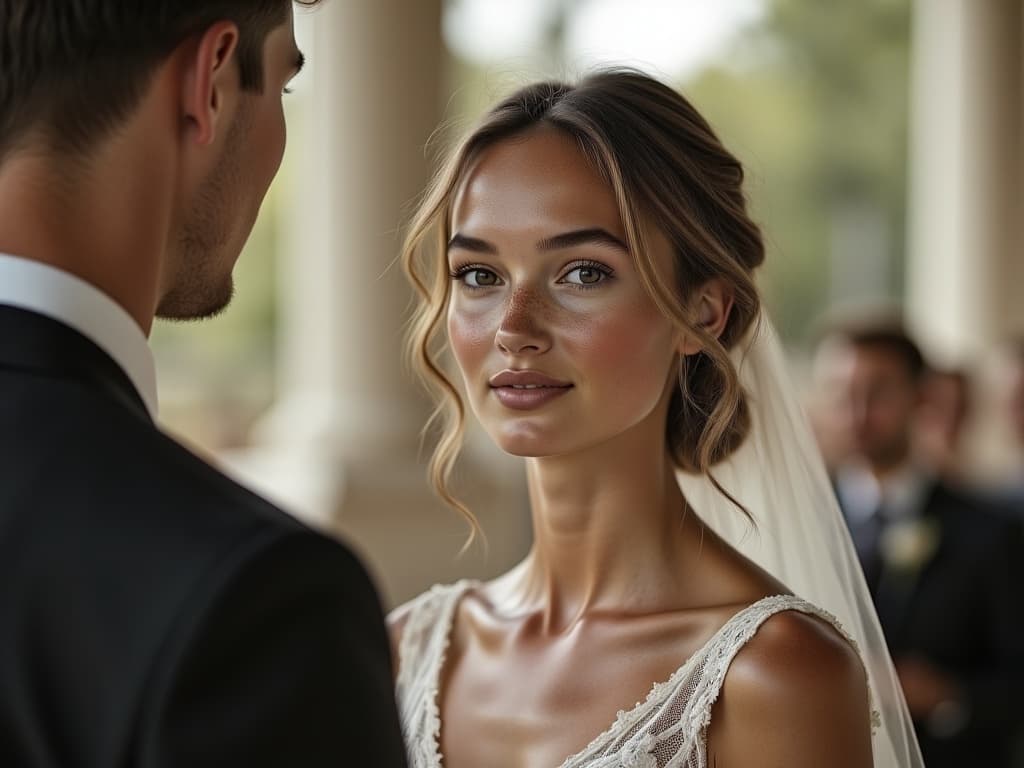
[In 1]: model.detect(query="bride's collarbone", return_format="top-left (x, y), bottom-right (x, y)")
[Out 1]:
top-left (437, 598), bottom-right (746, 768)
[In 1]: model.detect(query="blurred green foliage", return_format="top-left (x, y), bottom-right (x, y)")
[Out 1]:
top-left (685, 0), bottom-right (911, 344)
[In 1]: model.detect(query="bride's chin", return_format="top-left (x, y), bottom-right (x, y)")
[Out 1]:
top-left (500, 445), bottom-right (547, 458)
top-left (490, 428), bottom-right (563, 459)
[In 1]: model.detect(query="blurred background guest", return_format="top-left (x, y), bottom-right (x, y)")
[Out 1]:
top-left (813, 320), bottom-right (1024, 768)
top-left (915, 367), bottom-right (973, 483)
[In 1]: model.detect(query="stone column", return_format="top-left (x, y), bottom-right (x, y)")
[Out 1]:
top-left (905, 0), bottom-right (1023, 478)
top-left (276, 0), bottom-right (444, 462)
top-left (906, 0), bottom-right (1023, 364)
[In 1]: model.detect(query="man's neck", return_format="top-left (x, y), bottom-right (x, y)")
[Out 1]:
top-left (0, 142), bottom-right (172, 336)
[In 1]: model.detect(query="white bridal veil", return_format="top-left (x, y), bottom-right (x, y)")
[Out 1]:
top-left (675, 315), bottom-right (925, 768)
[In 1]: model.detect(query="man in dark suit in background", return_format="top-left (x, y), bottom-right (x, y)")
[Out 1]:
top-left (815, 322), bottom-right (1024, 768)
top-left (0, 2), bottom-right (407, 766)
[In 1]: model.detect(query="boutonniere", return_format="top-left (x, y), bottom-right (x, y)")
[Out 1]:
top-left (880, 518), bottom-right (941, 574)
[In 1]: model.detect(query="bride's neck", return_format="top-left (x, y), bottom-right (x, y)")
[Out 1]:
top-left (507, 436), bottom-right (693, 634)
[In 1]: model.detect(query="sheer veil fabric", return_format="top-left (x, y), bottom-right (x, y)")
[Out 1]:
top-left (675, 315), bottom-right (924, 767)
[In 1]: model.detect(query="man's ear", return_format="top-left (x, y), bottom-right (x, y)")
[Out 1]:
top-left (179, 22), bottom-right (241, 147)
top-left (678, 278), bottom-right (735, 356)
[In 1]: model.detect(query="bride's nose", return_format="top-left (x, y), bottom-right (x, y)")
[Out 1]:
top-left (495, 287), bottom-right (552, 355)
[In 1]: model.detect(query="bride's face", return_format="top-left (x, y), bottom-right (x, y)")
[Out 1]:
top-left (446, 126), bottom-right (681, 458)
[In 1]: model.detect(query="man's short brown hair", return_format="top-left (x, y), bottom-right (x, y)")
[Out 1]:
top-left (831, 322), bottom-right (928, 383)
top-left (0, 1), bottom-right (319, 159)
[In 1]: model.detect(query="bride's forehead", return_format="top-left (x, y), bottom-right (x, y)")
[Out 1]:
top-left (451, 131), bottom-right (622, 233)
top-left (465, 127), bottom-right (607, 188)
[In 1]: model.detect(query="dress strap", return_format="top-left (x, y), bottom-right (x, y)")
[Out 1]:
top-left (555, 594), bottom-right (864, 768)
top-left (394, 580), bottom-right (475, 700)
top-left (683, 595), bottom-right (862, 739)
top-left (393, 580), bottom-right (477, 768)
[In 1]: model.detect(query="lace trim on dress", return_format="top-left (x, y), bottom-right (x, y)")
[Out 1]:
top-left (394, 580), bottom-right (477, 768)
top-left (393, 585), bottom-right (874, 768)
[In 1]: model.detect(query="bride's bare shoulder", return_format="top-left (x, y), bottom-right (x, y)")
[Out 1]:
top-left (708, 608), bottom-right (873, 767)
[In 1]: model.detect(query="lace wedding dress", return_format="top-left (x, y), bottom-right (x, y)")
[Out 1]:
top-left (394, 580), bottom-right (868, 768)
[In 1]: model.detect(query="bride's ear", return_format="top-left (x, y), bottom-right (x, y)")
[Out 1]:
top-left (678, 278), bottom-right (734, 356)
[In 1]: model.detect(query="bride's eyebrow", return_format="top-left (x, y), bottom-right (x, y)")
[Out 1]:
top-left (447, 234), bottom-right (496, 254)
top-left (537, 228), bottom-right (628, 253)
top-left (447, 228), bottom-right (628, 255)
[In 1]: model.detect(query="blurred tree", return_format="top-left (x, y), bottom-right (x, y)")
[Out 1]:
top-left (686, 0), bottom-right (911, 344)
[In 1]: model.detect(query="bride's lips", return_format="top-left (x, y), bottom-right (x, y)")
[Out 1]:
top-left (488, 370), bottom-right (573, 411)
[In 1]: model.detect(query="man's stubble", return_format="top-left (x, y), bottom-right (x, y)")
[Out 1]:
top-left (157, 105), bottom-right (254, 322)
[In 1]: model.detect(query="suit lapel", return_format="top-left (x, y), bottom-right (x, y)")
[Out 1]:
top-left (0, 304), bottom-right (153, 423)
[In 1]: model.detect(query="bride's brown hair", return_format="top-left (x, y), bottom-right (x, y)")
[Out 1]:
top-left (403, 69), bottom-right (765, 538)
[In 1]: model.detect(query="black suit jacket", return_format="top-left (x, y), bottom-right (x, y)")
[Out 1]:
top-left (843, 478), bottom-right (1024, 768)
top-left (0, 305), bottom-right (408, 767)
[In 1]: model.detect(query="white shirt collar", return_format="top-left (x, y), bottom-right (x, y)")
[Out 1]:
top-left (0, 253), bottom-right (158, 418)
top-left (837, 462), bottom-right (932, 524)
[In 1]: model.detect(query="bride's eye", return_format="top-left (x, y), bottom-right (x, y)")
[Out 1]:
top-left (451, 266), bottom-right (502, 289)
top-left (559, 262), bottom-right (614, 287)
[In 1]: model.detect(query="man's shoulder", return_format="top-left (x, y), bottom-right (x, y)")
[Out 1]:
top-left (0, 375), bottom-right (379, 741)
top-left (0, 371), bottom-right (337, 596)
top-left (92, 409), bottom-right (330, 576)
top-left (6, 371), bottom-right (299, 530)
top-left (927, 481), bottom-right (1023, 557)
top-left (135, 420), bottom-right (303, 534)
top-left (930, 481), bottom-right (1017, 527)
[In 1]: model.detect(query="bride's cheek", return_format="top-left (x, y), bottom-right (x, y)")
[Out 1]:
top-left (448, 309), bottom-right (494, 372)
top-left (568, 315), bottom-right (675, 408)
top-left (572, 308), bottom-right (669, 369)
